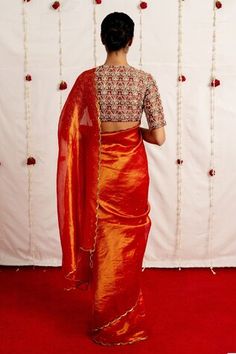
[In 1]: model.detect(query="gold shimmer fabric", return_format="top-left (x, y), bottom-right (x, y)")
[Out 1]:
top-left (57, 68), bottom-right (152, 345)
top-left (90, 126), bottom-right (151, 345)
top-left (57, 68), bottom-right (100, 289)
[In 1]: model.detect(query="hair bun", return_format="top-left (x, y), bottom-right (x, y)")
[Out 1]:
top-left (101, 12), bottom-right (134, 52)
top-left (107, 28), bottom-right (127, 50)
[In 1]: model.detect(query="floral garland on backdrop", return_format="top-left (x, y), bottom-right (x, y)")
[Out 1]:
top-left (208, 0), bottom-right (222, 274)
top-left (51, 1), bottom-right (67, 111)
top-left (175, 0), bottom-right (222, 274)
top-left (139, 2), bottom-right (148, 67)
top-left (22, 0), bottom-right (36, 262)
top-left (175, 0), bottom-right (184, 270)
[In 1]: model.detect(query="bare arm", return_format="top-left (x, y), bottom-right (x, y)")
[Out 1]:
top-left (142, 73), bottom-right (166, 145)
top-left (140, 126), bottom-right (166, 145)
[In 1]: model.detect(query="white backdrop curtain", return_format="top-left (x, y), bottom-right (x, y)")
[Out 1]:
top-left (0, 0), bottom-right (236, 268)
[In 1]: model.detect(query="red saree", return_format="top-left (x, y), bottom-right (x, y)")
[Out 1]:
top-left (56, 68), bottom-right (151, 345)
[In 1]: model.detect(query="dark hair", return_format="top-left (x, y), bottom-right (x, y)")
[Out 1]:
top-left (101, 12), bottom-right (134, 52)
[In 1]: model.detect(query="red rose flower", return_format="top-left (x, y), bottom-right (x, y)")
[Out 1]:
top-left (211, 79), bottom-right (220, 87)
top-left (59, 81), bottom-right (67, 90)
top-left (215, 1), bottom-right (222, 9)
top-left (95, 0), bottom-right (102, 4)
top-left (52, 1), bottom-right (60, 10)
top-left (27, 157), bottom-right (36, 165)
top-left (25, 74), bottom-right (32, 81)
top-left (140, 2), bottom-right (147, 9)
top-left (176, 159), bottom-right (183, 165)
top-left (178, 75), bottom-right (186, 82)
top-left (209, 169), bottom-right (216, 176)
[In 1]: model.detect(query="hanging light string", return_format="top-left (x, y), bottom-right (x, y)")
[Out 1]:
top-left (22, 1), bottom-right (34, 260)
top-left (208, 1), bottom-right (218, 275)
top-left (93, 1), bottom-right (98, 67)
top-left (174, 0), bottom-right (185, 270)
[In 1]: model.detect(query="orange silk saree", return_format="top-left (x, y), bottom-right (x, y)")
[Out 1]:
top-left (56, 68), bottom-right (151, 346)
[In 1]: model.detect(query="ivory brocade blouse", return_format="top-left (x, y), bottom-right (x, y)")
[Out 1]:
top-left (95, 64), bottom-right (167, 130)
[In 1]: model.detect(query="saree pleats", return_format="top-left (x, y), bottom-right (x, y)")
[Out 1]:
top-left (90, 126), bottom-right (151, 345)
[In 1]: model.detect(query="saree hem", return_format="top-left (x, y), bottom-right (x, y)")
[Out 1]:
top-left (91, 335), bottom-right (148, 346)
top-left (91, 291), bottom-right (140, 332)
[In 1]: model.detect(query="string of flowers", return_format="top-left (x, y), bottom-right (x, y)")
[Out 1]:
top-left (22, 0), bottom-right (35, 261)
top-left (207, 0), bottom-right (222, 275)
top-left (139, 1), bottom-right (147, 271)
top-left (139, 2), bottom-right (147, 68)
top-left (93, 0), bottom-right (100, 66)
top-left (52, 1), bottom-right (67, 109)
top-left (175, 0), bottom-right (186, 270)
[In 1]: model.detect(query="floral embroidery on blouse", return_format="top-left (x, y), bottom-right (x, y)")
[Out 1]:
top-left (95, 64), bottom-right (166, 130)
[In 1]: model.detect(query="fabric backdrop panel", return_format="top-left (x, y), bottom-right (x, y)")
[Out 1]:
top-left (0, 0), bottom-right (236, 267)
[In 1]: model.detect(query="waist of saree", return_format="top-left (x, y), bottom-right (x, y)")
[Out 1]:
top-left (98, 124), bottom-right (150, 222)
top-left (100, 125), bottom-right (141, 145)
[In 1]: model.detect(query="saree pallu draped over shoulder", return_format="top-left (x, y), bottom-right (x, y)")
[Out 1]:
top-left (56, 68), bottom-right (151, 346)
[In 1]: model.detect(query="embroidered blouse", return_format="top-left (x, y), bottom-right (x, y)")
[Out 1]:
top-left (95, 64), bottom-right (166, 130)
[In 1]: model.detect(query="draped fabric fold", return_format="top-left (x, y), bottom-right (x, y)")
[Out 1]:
top-left (56, 68), bottom-right (100, 290)
top-left (90, 126), bottom-right (151, 345)
top-left (56, 68), bottom-right (151, 345)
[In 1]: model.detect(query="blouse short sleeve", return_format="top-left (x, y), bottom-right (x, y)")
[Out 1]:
top-left (143, 73), bottom-right (167, 130)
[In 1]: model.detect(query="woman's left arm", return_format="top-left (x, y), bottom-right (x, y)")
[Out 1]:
top-left (140, 126), bottom-right (166, 145)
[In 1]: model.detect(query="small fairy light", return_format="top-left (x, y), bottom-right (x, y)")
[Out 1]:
top-left (95, 0), bottom-right (102, 4)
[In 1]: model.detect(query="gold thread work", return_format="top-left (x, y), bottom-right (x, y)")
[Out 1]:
top-left (92, 290), bottom-right (141, 332)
